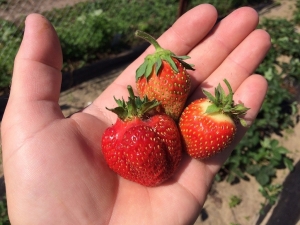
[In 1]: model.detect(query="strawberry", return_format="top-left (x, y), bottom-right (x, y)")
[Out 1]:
top-left (101, 86), bottom-right (182, 186)
top-left (179, 79), bottom-right (249, 159)
top-left (135, 30), bottom-right (194, 121)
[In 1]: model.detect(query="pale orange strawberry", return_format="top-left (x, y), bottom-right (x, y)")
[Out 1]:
top-left (135, 30), bottom-right (194, 121)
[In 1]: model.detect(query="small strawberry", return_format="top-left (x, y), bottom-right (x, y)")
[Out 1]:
top-left (135, 30), bottom-right (194, 121)
top-left (101, 86), bottom-right (182, 186)
top-left (179, 79), bottom-right (249, 159)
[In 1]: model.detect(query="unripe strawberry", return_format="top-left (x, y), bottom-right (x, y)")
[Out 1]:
top-left (135, 30), bottom-right (194, 121)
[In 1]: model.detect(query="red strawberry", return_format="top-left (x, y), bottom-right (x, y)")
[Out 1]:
top-left (101, 86), bottom-right (182, 186)
top-left (135, 30), bottom-right (194, 121)
top-left (179, 79), bottom-right (249, 159)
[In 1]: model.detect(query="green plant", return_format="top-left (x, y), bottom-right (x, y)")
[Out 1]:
top-left (294, 0), bottom-right (300, 24)
top-left (0, 0), bottom-right (7, 6)
top-left (246, 138), bottom-right (293, 186)
top-left (259, 184), bottom-right (282, 214)
top-left (0, 0), bottom-right (278, 88)
top-left (0, 195), bottom-right (9, 225)
top-left (188, 0), bottom-right (273, 17)
top-left (229, 195), bottom-right (242, 208)
top-left (42, 0), bottom-right (180, 72)
top-left (0, 19), bottom-right (22, 90)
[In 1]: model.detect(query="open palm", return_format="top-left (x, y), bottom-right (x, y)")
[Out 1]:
top-left (1, 4), bottom-right (270, 225)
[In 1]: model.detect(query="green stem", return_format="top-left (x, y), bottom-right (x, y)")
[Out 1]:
top-left (135, 30), bottom-right (162, 50)
top-left (127, 85), bottom-right (137, 116)
top-left (127, 85), bottom-right (135, 99)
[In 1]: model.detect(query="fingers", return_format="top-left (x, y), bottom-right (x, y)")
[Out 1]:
top-left (85, 5), bottom-right (266, 124)
top-left (84, 4), bottom-right (218, 122)
top-left (115, 6), bottom-right (260, 92)
top-left (188, 29), bottom-right (271, 102)
top-left (187, 7), bottom-right (260, 87)
top-left (129, 4), bottom-right (218, 65)
top-left (203, 30), bottom-right (271, 89)
top-left (2, 14), bottom-right (64, 137)
top-left (11, 14), bottom-right (63, 103)
top-left (114, 4), bottom-right (218, 87)
top-left (182, 7), bottom-right (270, 174)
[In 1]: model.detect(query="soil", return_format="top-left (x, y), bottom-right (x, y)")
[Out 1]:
top-left (0, 0), bottom-right (299, 224)
top-left (0, 0), bottom-right (85, 21)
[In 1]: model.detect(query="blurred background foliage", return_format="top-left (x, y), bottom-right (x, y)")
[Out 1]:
top-left (0, 0), bottom-right (273, 90)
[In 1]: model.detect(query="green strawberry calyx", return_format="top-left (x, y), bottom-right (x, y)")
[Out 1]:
top-left (202, 79), bottom-right (250, 127)
top-left (135, 30), bottom-right (195, 81)
top-left (106, 85), bottom-right (160, 121)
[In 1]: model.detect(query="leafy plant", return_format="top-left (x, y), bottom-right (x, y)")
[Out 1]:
top-left (294, 0), bottom-right (300, 24)
top-left (0, 0), bottom-right (7, 6)
top-left (259, 184), bottom-right (282, 214)
top-left (229, 195), bottom-right (242, 208)
top-left (0, 19), bottom-right (22, 90)
top-left (188, 0), bottom-right (273, 17)
top-left (0, 195), bottom-right (9, 225)
top-left (249, 139), bottom-right (293, 183)
top-left (0, 0), bottom-right (279, 88)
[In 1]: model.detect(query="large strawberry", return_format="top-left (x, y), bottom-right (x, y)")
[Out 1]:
top-left (101, 86), bottom-right (182, 186)
top-left (179, 79), bottom-right (249, 159)
top-left (135, 30), bottom-right (194, 121)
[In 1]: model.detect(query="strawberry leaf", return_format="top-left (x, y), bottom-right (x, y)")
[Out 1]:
top-left (107, 106), bottom-right (128, 121)
top-left (239, 118), bottom-right (248, 127)
top-left (173, 55), bottom-right (195, 71)
top-left (155, 58), bottom-right (162, 75)
top-left (174, 55), bottom-right (190, 60)
top-left (180, 60), bottom-right (195, 71)
top-left (145, 58), bottom-right (155, 78)
top-left (206, 104), bottom-right (221, 114)
top-left (135, 30), bottom-right (195, 80)
top-left (107, 85), bottom-right (160, 121)
top-left (136, 61), bottom-right (148, 80)
top-left (202, 79), bottom-right (250, 126)
top-left (162, 54), bottom-right (178, 73)
top-left (203, 89), bottom-right (218, 105)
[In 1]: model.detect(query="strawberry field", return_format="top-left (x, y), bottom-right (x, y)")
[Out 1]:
top-left (0, 0), bottom-right (272, 92)
top-left (0, 0), bottom-right (300, 224)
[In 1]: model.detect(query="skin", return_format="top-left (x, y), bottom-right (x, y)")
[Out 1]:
top-left (1, 4), bottom-right (270, 225)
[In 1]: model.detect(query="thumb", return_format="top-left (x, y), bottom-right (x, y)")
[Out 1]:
top-left (2, 14), bottom-right (64, 149)
top-left (10, 13), bottom-right (63, 103)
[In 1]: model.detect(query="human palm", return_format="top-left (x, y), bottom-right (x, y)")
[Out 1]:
top-left (1, 4), bottom-right (270, 225)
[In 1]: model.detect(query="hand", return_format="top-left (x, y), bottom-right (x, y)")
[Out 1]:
top-left (1, 4), bottom-right (270, 225)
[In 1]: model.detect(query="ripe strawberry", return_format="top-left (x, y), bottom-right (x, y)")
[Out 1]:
top-left (135, 30), bottom-right (194, 121)
top-left (179, 79), bottom-right (249, 159)
top-left (101, 86), bottom-right (182, 186)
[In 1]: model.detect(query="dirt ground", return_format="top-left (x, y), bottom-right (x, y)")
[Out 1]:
top-left (0, 0), bottom-right (299, 224)
top-left (0, 0), bottom-right (87, 21)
